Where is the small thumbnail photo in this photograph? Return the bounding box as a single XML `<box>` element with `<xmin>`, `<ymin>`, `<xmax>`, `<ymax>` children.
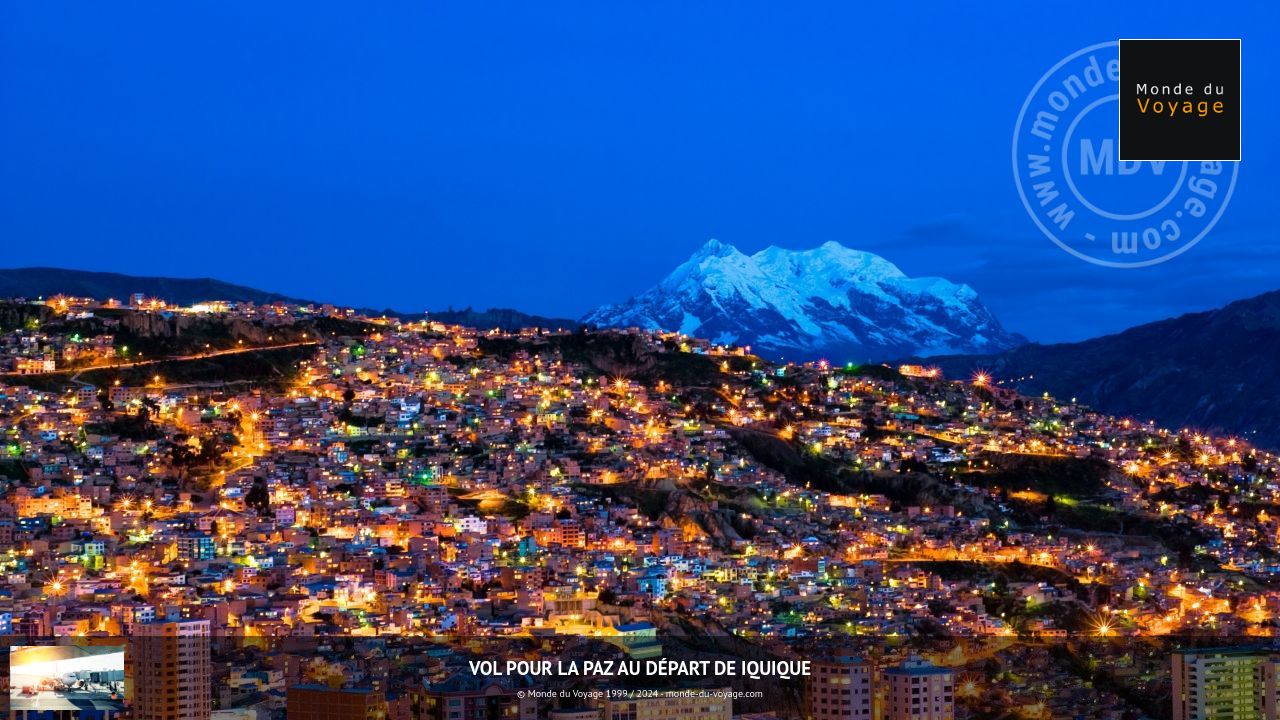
<box><xmin>8</xmin><ymin>644</ymin><xmax>126</xmax><ymax>720</ymax></box>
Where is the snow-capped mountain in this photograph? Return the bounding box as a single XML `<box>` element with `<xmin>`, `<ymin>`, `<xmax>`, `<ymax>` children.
<box><xmin>582</xmin><ymin>239</ymin><xmax>1025</xmax><ymax>361</ymax></box>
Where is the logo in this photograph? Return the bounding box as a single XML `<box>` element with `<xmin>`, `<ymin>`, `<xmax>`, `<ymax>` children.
<box><xmin>1119</xmin><ymin>39</ymin><xmax>1240</xmax><ymax>161</ymax></box>
<box><xmin>1012</xmin><ymin>41</ymin><xmax>1238</xmax><ymax>268</ymax></box>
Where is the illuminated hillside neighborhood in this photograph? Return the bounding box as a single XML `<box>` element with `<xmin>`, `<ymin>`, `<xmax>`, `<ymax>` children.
<box><xmin>2</xmin><ymin>294</ymin><xmax>1279</xmax><ymax>719</ymax></box>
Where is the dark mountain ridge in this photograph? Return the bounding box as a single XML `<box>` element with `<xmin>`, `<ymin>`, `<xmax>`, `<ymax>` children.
<box><xmin>924</xmin><ymin>289</ymin><xmax>1280</xmax><ymax>447</ymax></box>
<box><xmin>0</xmin><ymin>267</ymin><xmax>574</xmax><ymax>331</ymax></box>
<box><xmin>0</xmin><ymin>267</ymin><xmax>297</xmax><ymax>306</ymax></box>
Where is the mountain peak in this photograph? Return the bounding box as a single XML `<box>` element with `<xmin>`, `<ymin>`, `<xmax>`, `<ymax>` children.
<box><xmin>691</xmin><ymin>238</ymin><xmax>736</xmax><ymax>260</ymax></box>
<box><xmin>584</xmin><ymin>240</ymin><xmax>1025</xmax><ymax>362</ymax></box>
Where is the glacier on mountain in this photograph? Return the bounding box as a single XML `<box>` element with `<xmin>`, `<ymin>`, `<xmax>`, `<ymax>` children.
<box><xmin>582</xmin><ymin>239</ymin><xmax>1025</xmax><ymax>362</ymax></box>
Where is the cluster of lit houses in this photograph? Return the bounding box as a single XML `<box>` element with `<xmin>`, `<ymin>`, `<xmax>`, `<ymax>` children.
<box><xmin>3</xmin><ymin>295</ymin><xmax>1280</xmax><ymax>720</ymax></box>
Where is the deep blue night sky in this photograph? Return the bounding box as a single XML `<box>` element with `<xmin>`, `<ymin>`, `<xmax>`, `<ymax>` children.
<box><xmin>1</xmin><ymin>1</ymin><xmax>1276</xmax><ymax>343</ymax></box>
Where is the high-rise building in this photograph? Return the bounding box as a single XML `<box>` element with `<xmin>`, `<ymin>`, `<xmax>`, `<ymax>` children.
<box><xmin>1260</xmin><ymin>657</ymin><xmax>1280</xmax><ymax>720</ymax></box>
<box><xmin>596</xmin><ymin>688</ymin><xmax>732</xmax><ymax>720</ymax></box>
<box><xmin>807</xmin><ymin>655</ymin><xmax>873</xmax><ymax>720</ymax></box>
<box><xmin>127</xmin><ymin>619</ymin><xmax>212</xmax><ymax>720</ymax></box>
<box><xmin>883</xmin><ymin>656</ymin><xmax>954</xmax><ymax>720</ymax></box>
<box><xmin>1173</xmin><ymin>648</ymin><xmax>1270</xmax><ymax>720</ymax></box>
<box><xmin>287</xmin><ymin>685</ymin><xmax>386</xmax><ymax>720</ymax></box>
<box><xmin>548</xmin><ymin>709</ymin><xmax>603</xmax><ymax>720</ymax></box>
<box><xmin>413</xmin><ymin>677</ymin><xmax>535</xmax><ymax>720</ymax></box>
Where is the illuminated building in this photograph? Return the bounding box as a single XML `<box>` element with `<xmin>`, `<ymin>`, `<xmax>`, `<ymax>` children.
<box><xmin>807</xmin><ymin>655</ymin><xmax>872</xmax><ymax>720</ymax></box>
<box><xmin>897</xmin><ymin>365</ymin><xmax>940</xmax><ymax>379</ymax></box>
<box><xmin>596</xmin><ymin>688</ymin><xmax>731</xmax><ymax>720</ymax></box>
<box><xmin>176</xmin><ymin>534</ymin><xmax>217</xmax><ymax>562</ymax></box>
<box><xmin>1261</xmin><ymin>658</ymin><xmax>1280</xmax><ymax>720</ymax></box>
<box><xmin>549</xmin><ymin>710</ymin><xmax>602</xmax><ymax>720</ymax></box>
<box><xmin>287</xmin><ymin>685</ymin><xmax>386</xmax><ymax>720</ymax></box>
<box><xmin>127</xmin><ymin>619</ymin><xmax>212</xmax><ymax>720</ymax></box>
<box><xmin>414</xmin><ymin>678</ymin><xmax>535</xmax><ymax>720</ymax></box>
<box><xmin>1172</xmin><ymin>648</ymin><xmax>1268</xmax><ymax>720</ymax></box>
<box><xmin>883</xmin><ymin>657</ymin><xmax>953</xmax><ymax>720</ymax></box>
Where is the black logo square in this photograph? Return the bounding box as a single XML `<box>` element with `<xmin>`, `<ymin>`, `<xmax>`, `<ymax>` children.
<box><xmin>1119</xmin><ymin>39</ymin><xmax>1240</xmax><ymax>161</ymax></box>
